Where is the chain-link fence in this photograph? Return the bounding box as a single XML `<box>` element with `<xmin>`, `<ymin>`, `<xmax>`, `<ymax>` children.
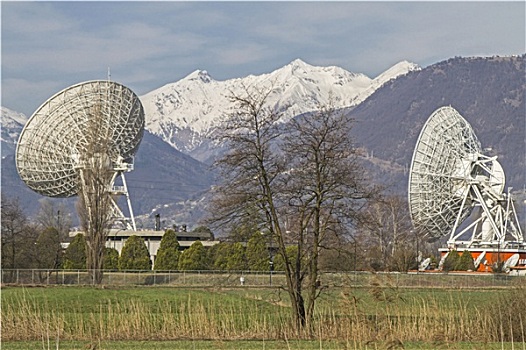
<box><xmin>0</xmin><ymin>269</ymin><xmax>281</xmax><ymax>287</ymax></box>
<box><xmin>2</xmin><ymin>269</ymin><xmax>524</xmax><ymax>288</ymax></box>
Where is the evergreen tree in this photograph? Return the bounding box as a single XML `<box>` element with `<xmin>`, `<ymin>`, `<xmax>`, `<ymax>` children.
<box><xmin>154</xmin><ymin>229</ymin><xmax>180</xmax><ymax>270</ymax></box>
<box><xmin>103</xmin><ymin>247</ymin><xmax>119</xmax><ymax>270</ymax></box>
<box><xmin>246</xmin><ymin>232</ymin><xmax>269</xmax><ymax>271</ymax></box>
<box><xmin>210</xmin><ymin>242</ymin><xmax>232</xmax><ymax>270</ymax></box>
<box><xmin>457</xmin><ymin>250</ymin><xmax>476</xmax><ymax>271</ymax></box>
<box><xmin>35</xmin><ymin>227</ymin><xmax>63</xmax><ymax>269</ymax></box>
<box><xmin>273</xmin><ymin>246</ymin><xmax>299</xmax><ymax>271</ymax></box>
<box><xmin>178</xmin><ymin>241</ymin><xmax>207</xmax><ymax>270</ymax></box>
<box><xmin>118</xmin><ymin>235</ymin><xmax>152</xmax><ymax>270</ymax></box>
<box><xmin>63</xmin><ymin>233</ymin><xmax>87</xmax><ymax>269</ymax></box>
<box><xmin>226</xmin><ymin>242</ymin><xmax>247</xmax><ymax>270</ymax></box>
<box><xmin>442</xmin><ymin>250</ymin><xmax>461</xmax><ymax>271</ymax></box>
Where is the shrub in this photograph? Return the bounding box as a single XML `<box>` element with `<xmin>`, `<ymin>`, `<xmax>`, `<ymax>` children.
<box><xmin>273</xmin><ymin>245</ymin><xmax>299</xmax><ymax>271</ymax></box>
<box><xmin>226</xmin><ymin>242</ymin><xmax>247</xmax><ymax>270</ymax></box>
<box><xmin>442</xmin><ymin>250</ymin><xmax>460</xmax><ymax>271</ymax></box>
<box><xmin>35</xmin><ymin>227</ymin><xmax>63</xmax><ymax>269</ymax></box>
<box><xmin>209</xmin><ymin>242</ymin><xmax>232</xmax><ymax>270</ymax></box>
<box><xmin>457</xmin><ymin>250</ymin><xmax>475</xmax><ymax>271</ymax></box>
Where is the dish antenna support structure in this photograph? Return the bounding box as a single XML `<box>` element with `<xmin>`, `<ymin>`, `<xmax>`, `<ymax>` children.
<box><xmin>16</xmin><ymin>80</ymin><xmax>144</xmax><ymax>231</ymax></box>
<box><xmin>408</xmin><ymin>106</ymin><xmax>523</xmax><ymax>251</ymax></box>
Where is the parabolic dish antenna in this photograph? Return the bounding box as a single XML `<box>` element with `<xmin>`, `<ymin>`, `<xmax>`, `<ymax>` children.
<box><xmin>16</xmin><ymin>80</ymin><xmax>144</xmax><ymax>229</ymax></box>
<box><xmin>504</xmin><ymin>254</ymin><xmax>520</xmax><ymax>270</ymax></box>
<box><xmin>408</xmin><ymin>106</ymin><xmax>523</xmax><ymax>247</ymax></box>
<box><xmin>473</xmin><ymin>251</ymin><xmax>486</xmax><ymax>269</ymax></box>
<box><xmin>419</xmin><ymin>257</ymin><xmax>431</xmax><ymax>271</ymax></box>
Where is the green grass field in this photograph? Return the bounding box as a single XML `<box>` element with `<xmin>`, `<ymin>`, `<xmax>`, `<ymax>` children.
<box><xmin>1</xmin><ymin>283</ymin><xmax>524</xmax><ymax>349</ymax></box>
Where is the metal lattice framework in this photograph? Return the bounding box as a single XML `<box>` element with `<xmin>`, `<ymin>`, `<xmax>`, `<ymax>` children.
<box><xmin>408</xmin><ymin>106</ymin><xmax>523</xmax><ymax>245</ymax></box>
<box><xmin>16</xmin><ymin>80</ymin><xmax>144</xmax><ymax>229</ymax></box>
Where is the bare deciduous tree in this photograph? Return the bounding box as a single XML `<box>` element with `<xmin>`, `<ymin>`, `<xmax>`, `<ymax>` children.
<box><xmin>356</xmin><ymin>194</ymin><xmax>415</xmax><ymax>271</ymax></box>
<box><xmin>210</xmin><ymin>86</ymin><xmax>373</xmax><ymax>334</ymax></box>
<box><xmin>281</xmin><ymin>103</ymin><xmax>374</xmax><ymax>330</ymax></box>
<box><xmin>36</xmin><ymin>198</ymin><xmax>72</xmax><ymax>240</ymax></box>
<box><xmin>76</xmin><ymin>104</ymin><xmax>115</xmax><ymax>284</ymax></box>
<box><xmin>1</xmin><ymin>196</ymin><xmax>39</xmax><ymax>279</ymax></box>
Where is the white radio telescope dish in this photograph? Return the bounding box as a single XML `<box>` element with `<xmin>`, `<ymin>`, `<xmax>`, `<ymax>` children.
<box><xmin>16</xmin><ymin>80</ymin><xmax>144</xmax><ymax>229</ymax></box>
<box><xmin>408</xmin><ymin>106</ymin><xmax>523</xmax><ymax>247</ymax></box>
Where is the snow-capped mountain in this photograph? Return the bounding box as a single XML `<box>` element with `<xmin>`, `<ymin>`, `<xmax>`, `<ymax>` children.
<box><xmin>140</xmin><ymin>59</ymin><xmax>419</xmax><ymax>157</ymax></box>
<box><xmin>1</xmin><ymin>107</ymin><xmax>28</xmax><ymax>158</ymax></box>
<box><xmin>352</xmin><ymin>60</ymin><xmax>420</xmax><ymax>105</ymax></box>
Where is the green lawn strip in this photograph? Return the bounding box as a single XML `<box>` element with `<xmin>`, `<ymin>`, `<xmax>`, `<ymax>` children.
<box><xmin>218</xmin><ymin>285</ymin><xmax>501</xmax><ymax>316</ymax></box>
<box><xmin>0</xmin><ymin>340</ymin><xmax>513</xmax><ymax>350</ymax></box>
<box><xmin>1</xmin><ymin>286</ymin><xmax>291</xmax><ymax>341</ymax></box>
<box><xmin>1</xmin><ymin>285</ymin><xmax>507</xmax><ymax>327</ymax></box>
<box><xmin>1</xmin><ymin>285</ymin><xmax>286</xmax><ymax>314</ymax></box>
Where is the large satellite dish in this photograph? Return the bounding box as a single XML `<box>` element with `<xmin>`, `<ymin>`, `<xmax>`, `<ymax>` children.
<box><xmin>16</xmin><ymin>80</ymin><xmax>144</xmax><ymax>230</ymax></box>
<box><xmin>408</xmin><ymin>106</ymin><xmax>523</xmax><ymax>247</ymax></box>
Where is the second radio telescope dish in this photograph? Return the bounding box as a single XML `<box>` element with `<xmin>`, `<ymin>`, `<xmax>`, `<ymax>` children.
<box><xmin>408</xmin><ymin>106</ymin><xmax>522</xmax><ymax>246</ymax></box>
<box><xmin>408</xmin><ymin>106</ymin><xmax>482</xmax><ymax>240</ymax></box>
<box><xmin>16</xmin><ymin>80</ymin><xmax>144</xmax><ymax>197</ymax></box>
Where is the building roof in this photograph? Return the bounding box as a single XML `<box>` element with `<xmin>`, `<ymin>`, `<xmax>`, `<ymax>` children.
<box><xmin>70</xmin><ymin>229</ymin><xmax>213</xmax><ymax>240</ymax></box>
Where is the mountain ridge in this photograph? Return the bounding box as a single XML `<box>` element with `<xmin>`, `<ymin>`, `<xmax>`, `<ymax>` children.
<box><xmin>140</xmin><ymin>58</ymin><xmax>419</xmax><ymax>157</ymax></box>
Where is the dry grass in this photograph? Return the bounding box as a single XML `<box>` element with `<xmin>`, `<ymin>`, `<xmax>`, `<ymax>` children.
<box><xmin>2</xmin><ymin>284</ymin><xmax>525</xmax><ymax>347</ymax></box>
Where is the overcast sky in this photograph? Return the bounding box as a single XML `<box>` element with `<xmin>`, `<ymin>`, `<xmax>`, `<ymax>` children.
<box><xmin>2</xmin><ymin>1</ymin><xmax>525</xmax><ymax>117</ymax></box>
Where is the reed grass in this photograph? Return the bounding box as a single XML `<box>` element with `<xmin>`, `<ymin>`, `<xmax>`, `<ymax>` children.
<box><xmin>2</xmin><ymin>285</ymin><xmax>525</xmax><ymax>347</ymax></box>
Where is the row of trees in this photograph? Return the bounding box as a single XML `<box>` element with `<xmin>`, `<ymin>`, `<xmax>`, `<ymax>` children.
<box><xmin>1</xmin><ymin>194</ymin><xmax>424</xmax><ymax>274</ymax></box>
<box><xmin>64</xmin><ymin>234</ymin><xmax>151</xmax><ymax>270</ymax></box>
<box><xmin>442</xmin><ymin>250</ymin><xmax>476</xmax><ymax>272</ymax></box>
<box><xmin>0</xmin><ymin>196</ymin><xmax>505</xmax><ymax>275</ymax></box>
<box><xmin>64</xmin><ymin>230</ymin><xmax>300</xmax><ymax>272</ymax></box>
